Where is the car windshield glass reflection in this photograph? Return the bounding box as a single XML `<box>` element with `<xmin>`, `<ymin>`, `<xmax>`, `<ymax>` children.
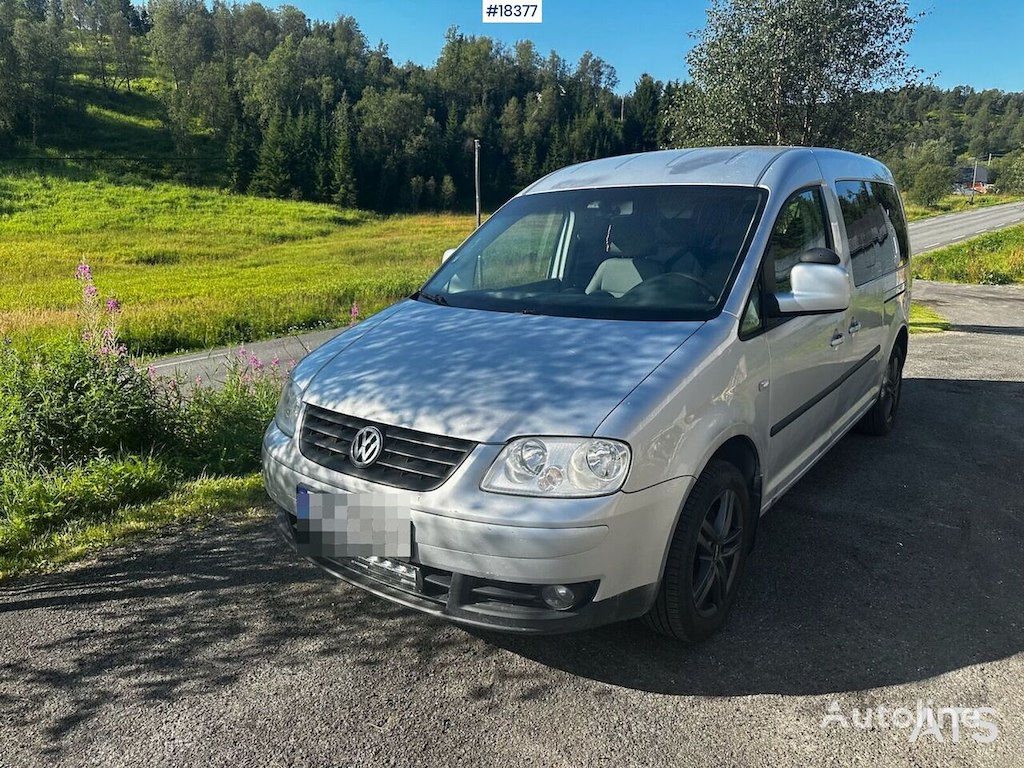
<box><xmin>420</xmin><ymin>185</ymin><xmax>766</xmax><ymax>321</ymax></box>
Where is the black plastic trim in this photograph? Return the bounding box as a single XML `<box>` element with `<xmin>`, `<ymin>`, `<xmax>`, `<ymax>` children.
<box><xmin>770</xmin><ymin>345</ymin><xmax>881</xmax><ymax>437</ymax></box>
<box><xmin>275</xmin><ymin>508</ymin><xmax>656</xmax><ymax>634</ymax></box>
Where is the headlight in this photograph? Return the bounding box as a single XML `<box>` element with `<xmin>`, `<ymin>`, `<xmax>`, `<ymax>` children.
<box><xmin>481</xmin><ymin>437</ymin><xmax>631</xmax><ymax>497</ymax></box>
<box><xmin>274</xmin><ymin>378</ymin><xmax>303</xmax><ymax>437</ymax></box>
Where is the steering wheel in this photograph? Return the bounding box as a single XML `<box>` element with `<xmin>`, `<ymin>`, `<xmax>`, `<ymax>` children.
<box><xmin>623</xmin><ymin>272</ymin><xmax>718</xmax><ymax>305</ymax></box>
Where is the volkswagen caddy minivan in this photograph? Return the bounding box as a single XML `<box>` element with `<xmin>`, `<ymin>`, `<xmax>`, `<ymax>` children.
<box><xmin>263</xmin><ymin>147</ymin><xmax>911</xmax><ymax>641</ymax></box>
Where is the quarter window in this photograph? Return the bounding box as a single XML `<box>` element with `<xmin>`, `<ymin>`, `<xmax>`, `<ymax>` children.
<box><xmin>767</xmin><ymin>188</ymin><xmax>830</xmax><ymax>294</ymax></box>
<box><xmin>836</xmin><ymin>181</ymin><xmax>907</xmax><ymax>285</ymax></box>
<box><xmin>872</xmin><ymin>182</ymin><xmax>910</xmax><ymax>265</ymax></box>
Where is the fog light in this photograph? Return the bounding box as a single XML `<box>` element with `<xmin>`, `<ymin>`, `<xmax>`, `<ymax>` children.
<box><xmin>540</xmin><ymin>584</ymin><xmax>577</xmax><ymax>611</ymax></box>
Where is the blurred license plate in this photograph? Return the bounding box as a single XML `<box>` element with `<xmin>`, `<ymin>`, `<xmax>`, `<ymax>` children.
<box><xmin>295</xmin><ymin>487</ymin><xmax>412</xmax><ymax>559</ymax></box>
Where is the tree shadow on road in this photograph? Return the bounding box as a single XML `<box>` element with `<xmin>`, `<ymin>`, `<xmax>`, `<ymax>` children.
<box><xmin>481</xmin><ymin>377</ymin><xmax>1024</xmax><ymax>695</ymax></box>
<box><xmin>0</xmin><ymin>517</ymin><xmax>476</xmax><ymax>753</ymax></box>
<box><xmin>1</xmin><ymin>377</ymin><xmax>1022</xmax><ymax>753</ymax></box>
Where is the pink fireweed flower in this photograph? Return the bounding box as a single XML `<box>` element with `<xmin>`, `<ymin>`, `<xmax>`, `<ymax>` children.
<box><xmin>350</xmin><ymin>302</ymin><xmax>360</xmax><ymax>321</ymax></box>
<box><xmin>195</xmin><ymin>376</ymin><xmax>203</xmax><ymax>387</ymax></box>
<box><xmin>84</xmin><ymin>284</ymin><xmax>99</xmax><ymax>299</ymax></box>
<box><xmin>101</xmin><ymin>327</ymin><xmax>114</xmax><ymax>340</ymax></box>
<box><xmin>250</xmin><ymin>354</ymin><xmax>264</xmax><ymax>372</ymax></box>
<box><xmin>75</xmin><ymin>262</ymin><xmax>92</xmax><ymax>281</ymax></box>
<box><xmin>106</xmin><ymin>297</ymin><xmax>121</xmax><ymax>314</ymax></box>
<box><xmin>147</xmin><ymin>365</ymin><xmax>157</xmax><ymax>380</ymax></box>
<box><xmin>270</xmin><ymin>356</ymin><xmax>280</xmax><ymax>368</ymax></box>
<box><xmin>238</xmin><ymin>346</ymin><xmax>247</xmax><ymax>359</ymax></box>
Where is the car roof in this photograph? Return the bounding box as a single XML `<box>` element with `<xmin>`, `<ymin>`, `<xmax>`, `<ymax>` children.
<box><xmin>519</xmin><ymin>146</ymin><xmax>893</xmax><ymax>195</ymax></box>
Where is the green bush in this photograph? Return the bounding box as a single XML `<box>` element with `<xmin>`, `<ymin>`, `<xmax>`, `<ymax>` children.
<box><xmin>0</xmin><ymin>340</ymin><xmax>174</xmax><ymax>469</ymax></box>
<box><xmin>0</xmin><ymin>261</ymin><xmax>287</xmax><ymax>572</ymax></box>
<box><xmin>171</xmin><ymin>353</ymin><xmax>282</xmax><ymax>476</ymax></box>
<box><xmin>908</xmin><ymin>164</ymin><xmax>955</xmax><ymax>207</ymax></box>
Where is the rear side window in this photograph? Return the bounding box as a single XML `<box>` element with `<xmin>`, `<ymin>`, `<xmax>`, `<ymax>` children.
<box><xmin>836</xmin><ymin>181</ymin><xmax>907</xmax><ymax>286</ymax></box>
<box><xmin>872</xmin><ymin>182</ymin><xmax>910</xmax><ymax>265</ymax></box>
<box><xmin>766</xmin><ymin>187</ymin><xmax>830</xmax><ymax>293</ymax></box>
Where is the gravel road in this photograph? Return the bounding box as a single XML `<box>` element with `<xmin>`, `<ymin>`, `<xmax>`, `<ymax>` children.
<box><xmin>1</xmin><ymin>280</ymin><xmax>1022</xmax><ymax>767</ymax></box>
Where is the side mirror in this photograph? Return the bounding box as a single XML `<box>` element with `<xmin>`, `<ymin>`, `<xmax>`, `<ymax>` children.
<box><xmin>768</xmin><ymin>249</ymin><xmax>850</xmax><ymax>316</ymax></box>
<box><xmin>442</xmin><ymin>248</ymin><xmax>457</xmax><ymax>264</ymax></box>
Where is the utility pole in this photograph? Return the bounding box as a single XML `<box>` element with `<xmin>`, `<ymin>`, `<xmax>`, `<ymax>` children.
<box><xmin>620</xmin><ymin>96</ymin><xmax>625</xmax><ymax>123</ymax></box>
<box><xmin>972</xmin><ymin>158</ymin><xmax>979</xmax><ymax>189</ymax></box>
<box><xmin>474</xmin><ymin>139</ymin><xmax>481</xmax><ymax>228</ymax></box>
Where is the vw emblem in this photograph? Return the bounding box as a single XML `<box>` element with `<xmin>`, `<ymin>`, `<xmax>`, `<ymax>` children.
<box><xmin>350</xmin><ymin>425</ymin><xmax>384</xmax><ymax>468</ymax></box>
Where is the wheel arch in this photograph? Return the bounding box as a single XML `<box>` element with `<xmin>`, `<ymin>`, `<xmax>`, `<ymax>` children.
<box><xmin>894</xmin><ymin>323</ymin><xmax>909</xmax><ymax>359</ymax></box>
<box><xmin>657</xmin><ymin>431</ymin><xmax>764</xmax><ymax>586</ymax></box>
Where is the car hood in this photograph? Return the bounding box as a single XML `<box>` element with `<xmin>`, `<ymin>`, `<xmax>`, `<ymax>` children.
<box><xmin>301</xmin><ymin>299</ymin><xmax>702</xmax><ymax>444</ymax></box>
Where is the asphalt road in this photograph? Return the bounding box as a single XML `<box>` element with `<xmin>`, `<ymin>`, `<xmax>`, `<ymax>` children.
<box><xmin>150</xmin><ymin>201</ymin><xmax>1024</xmax><ymax>387</ymax></box>
<box><xmin>1</xmin><ymin>281</ymin><xmax>1022</xmax><ymax>767</ymax></box>
<box><xmin>908</xmin><ymin>200</ymin><xmax>1024</xmax><ymax>254</ymax></box>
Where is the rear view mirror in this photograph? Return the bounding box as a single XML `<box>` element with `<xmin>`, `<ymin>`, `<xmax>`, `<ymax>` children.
<box><xmin>768</xmin><ymin>257</ymin><xmax>851</xmax><ymax>316</ymax></box>
<box><xmin>442</xmin><ymin>248</ymin><xmax>457</xmax><ymax>264</ymax></box>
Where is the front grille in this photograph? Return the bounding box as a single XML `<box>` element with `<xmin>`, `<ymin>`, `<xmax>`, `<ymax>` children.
<box><xmin>299</xmin><ymin>404</ymin><xmax>475</xmax><ymax>491</ymax></box>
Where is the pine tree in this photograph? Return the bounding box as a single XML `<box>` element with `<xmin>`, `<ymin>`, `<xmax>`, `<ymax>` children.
<box><xmin>226</xmin><ymin>118</ymin><xmax>256</xmax><ymax>193</ymax></box>
<box><xmin>249</xmin><ymin>109</ymin><xmax>290</xmax><ymax>198</ymax></box>
<box><xmin>332</xmin><ymin>93</ymin><xmax>357</xmax><ymax>208</ymax></box>
<box><xmin>314</xmin><ymin>112</ymin><xmax>334</xmax><ymax>202</ymax></box>
<box><xmin>289</xmin><ymin>107</ymin><xmax>317</xmax><ymax>200</ymax></box>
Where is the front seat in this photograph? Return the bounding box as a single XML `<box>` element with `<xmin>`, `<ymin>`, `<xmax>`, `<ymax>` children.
<box><xmin>585</xmin><ymin>217</ymin><xmax>661</xmax><ymax>298</ymax></box>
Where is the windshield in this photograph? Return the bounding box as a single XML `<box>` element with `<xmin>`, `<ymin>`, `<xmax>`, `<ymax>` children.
<box><xmin>420</xmin><ymin>185</ymin><xmax>766</xmax><ymax>321</ymax></box>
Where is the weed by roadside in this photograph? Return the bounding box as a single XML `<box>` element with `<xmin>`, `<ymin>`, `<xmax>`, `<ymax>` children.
<box><xmin>0</xmin><ymin>262</ymin><xmax>287</xmax><ymax>578</ymax></box>
<box><xmin>913</xmin><ymin>224</ymin><xmax>1024</xmax><ymax>285</ymax></box>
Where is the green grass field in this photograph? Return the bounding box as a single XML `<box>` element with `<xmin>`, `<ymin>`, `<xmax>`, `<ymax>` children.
<box><xmin>913</xmin><ymin>223</ymin><xmax>1024</xmax><ymax>285</ymax></box>
<box><xmin>0</xmin><ymin>172</ymin><xmax>476</xmax><ymax>354</ymax></box>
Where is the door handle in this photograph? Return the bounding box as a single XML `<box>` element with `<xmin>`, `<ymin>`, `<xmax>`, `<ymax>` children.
<box><xmin>830</xmin><ymin>333</ymin><xmax>845</xmax><ymax>348</ymax></box>
<box><xmin>848</xmin><ymin>320</ymin><xmax>862</xmax><ymax>334</ymax></box>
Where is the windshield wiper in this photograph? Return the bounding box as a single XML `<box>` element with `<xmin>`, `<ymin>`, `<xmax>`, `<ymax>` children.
<box><xmin>414</xmin><ymin>290</ymin><xmax>449</xmax><ymax>306</ymax></box>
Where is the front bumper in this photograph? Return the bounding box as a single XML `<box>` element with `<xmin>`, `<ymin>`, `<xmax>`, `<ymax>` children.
<box><xmin>263</xmin><ymin>422</ymin><xmax>693</xmax><ymax>634</ymax></box>
<box><xmin>275</xmin><ymin>507</ymin><xmax>657</xmax><ymax>634</ymax></box>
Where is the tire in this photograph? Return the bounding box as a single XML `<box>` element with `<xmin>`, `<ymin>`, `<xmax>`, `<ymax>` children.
<box><xmin>856</xmin><ymin>343</ymin><xmax>905</xmax><ymax>436</ymax></box>
<box><xmin>642</xmin><ymin>459</ymin><xmax>753</xmax><ymax>642</ymax></box>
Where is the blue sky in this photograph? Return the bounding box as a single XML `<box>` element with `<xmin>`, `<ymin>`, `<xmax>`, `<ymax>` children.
<box><xmin>292</xmin><ymin>1</ymin><xmax>1023</xmax><ymax>94</ymax></box>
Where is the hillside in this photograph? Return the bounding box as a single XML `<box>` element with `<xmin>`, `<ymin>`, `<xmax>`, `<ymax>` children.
<box><xmin>0</xmin><ymin>172</ymin><xmax>475</xmax><ymax>354</ymax></box>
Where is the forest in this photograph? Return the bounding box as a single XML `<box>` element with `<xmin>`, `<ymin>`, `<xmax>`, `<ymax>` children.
<box><xmin>2</xmin><ymin>0</ymin><xmax>1024</xmax><ymax>211</ymax></box>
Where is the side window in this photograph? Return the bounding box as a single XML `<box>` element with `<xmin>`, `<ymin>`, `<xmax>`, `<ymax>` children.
<box><xmin>470</xmin><ymin>211</ymin><xmax>564</xmax><ymax>290</ymax></box>
<box><xmin>767</xmin><ymin>188</ymin><xmax>829</xmax><ymax>293</ymax></box>
<box><xmin>836</xmin><ymin>181</ymin><xmax>903</xmax><ymax>285</ymax></box>
<box><xmin>872</xmin><ymin>182</ymin><xmax>910</xmax><ymax>265</ymax></box>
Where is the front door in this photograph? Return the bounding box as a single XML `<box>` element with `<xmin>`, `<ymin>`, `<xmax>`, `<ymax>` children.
<box><xmin>760</xmin><ymin>187</ymin><xmax>850</xmax><ymax>500</ymax></box>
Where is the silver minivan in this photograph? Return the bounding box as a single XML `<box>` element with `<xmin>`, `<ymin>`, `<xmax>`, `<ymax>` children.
<box><xmin>263</xmin><ymin>147</ymin><xmax>911</xmax><ymax>641</ymax></box>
